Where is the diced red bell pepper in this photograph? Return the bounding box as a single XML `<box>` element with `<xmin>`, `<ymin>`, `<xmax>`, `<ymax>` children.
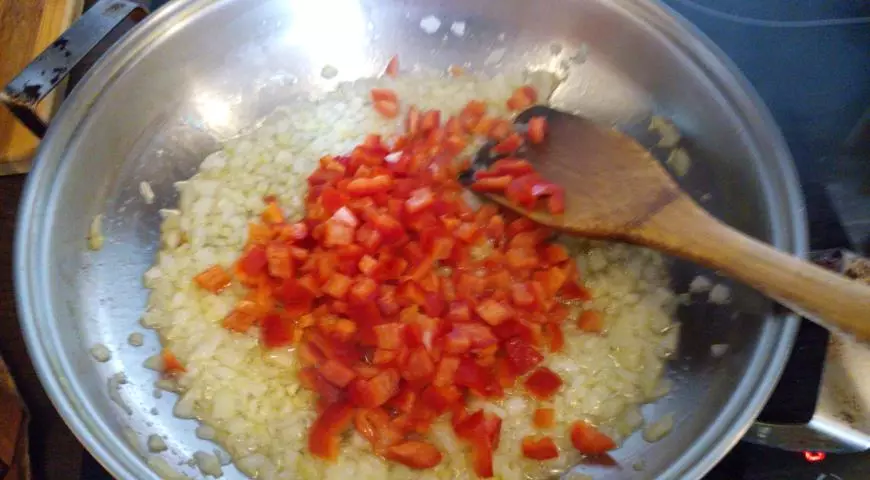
<box><xmin>452</xmin><ymin>323</ymin><xmax>498</xmax><ymax>349</ymax></box>
<box><xmin>346</xmin><ymin>175</ymin><xmax>393</xmax><ymax>197</ymax></box>
<box><xmin>330</xmin><ymin>206</ymin><xmax>359</xmax><ymax>227</ymax></box>
<box><xmin>384</xmin><ymin>55</ymin><xmax>399</xmax><ymax>78</ymax></box>
<box><xmin>364</xmin><ymin>208</ymin><xmax>404</xmax><ymax>243</ymax></box>
<box><xmin>405</xmin><ymin>105</ymin><xmax>422</xmax><ymax>135</ymax></box>
<box><xmin>238</xmin><ymin>245</ymin><xmax>269</xmax><ymax>276</ymax></box>
<box><xmin>453</xmin><ymin>409</ymin><xmax>497</xmax><ymax>442</ymax></box>
<box><xmin>222</xmin><ymin>302</ymin><xmax>260</xmax><ymax>333</ymax></box>
<box><xmin>421</xmin><ymin>292</ymin><xmax>444</xmax><ymax>317</ymax></box>
<box><xmin>308</xmin><ymin>401</ymin><xmax>355</xmax><ymax>460</ymax></box>
<box><xmin>459</xmin><ymin>101</ymin><xmax>486</xmax><ymax>131</ymax></box>
<box><xmin>402</xmin><ymin>347</ymin><xmax>436</xmax><ymax>384</ymax></box>
<box><xmin>470</xmin><ymin>436</ymin><xmax>494</xmax><ymax>478</ymax></box>
<box><xmin>421</xmin><ymin>384</ymin><xmax>462</xmax><ymax>413</ymax></box>
<box><xmin>355</xmin><ymin>407</ymin><xmax>401</xmax><ymax>451</ymax></box>
<box><xmin>358</xmin><ymin>254</ymin><xmax>379</xmax><ymax>276</ymax></box>
<box><xmin>161</xmin><ymin>349</ymin><xmax>185</xmax><ymax>375</ymax></box>
<box><xmin>308</xmin><ymin>168</ymin><xmax>343</xmax><ymax>186</ymax></box>
<box><xmin>374</xmin><ymin>323</ymin><xmax>406</xmax><ymax>350</ymax></box>
<box><xmin>348</xmin><ymin>368</ymin><xmax>400</xmax><ymax>408</ymax></box>
<box><xmin>561</xmin><ymin>280</ymin><xmax>592</xmax><ymax>301</ymax></box>
<box><xmin>471</xmin><ymin>176</ymin><xmax>512</xmax><ymax>193</ymax></box>
<box><xmin>284</xmin><ymin>222</ymin><xmax>310</xmax><ymax>242</ymax></box>
<box><xmin>542</xmin><ymin>244</ymin><xmax>569</xmax><ymax>264</ymax></box>
<box><xmin>261</xmin><ymin>314</ymin><xmax>294</xmax><ymax>349</ymax></box>
<box><xmin>385</xmin><ymin>441</ymin><xmax>443</xmax><ymax>469</ymax></box>
<box><xmin>321</xmin><ymin>187</ymin><xmax>349</xmax><ymax>214</ymax></box>
<box><xmin>524</xmin><ymin>367</ymin><xmax>563</xmax><ymax>399</ymax></box>
<box><xmin>543</xmin><ymin>266</ymin><xmax>569</xmax><ymax>297</ymax></box>
<box><xmin>504</xmin><ymin>174</ymin><xmax>539</xmax><ymax>208</ymax></box>
<box><xmin>355</xmin><ymin>364</ymin><xmax>381</xmax><ymax>379</ymax></box>
<box><xmin>261</xmin><ymin>202</ymin><xmax>285</xmax><ymax>224</ymax></box>
<box><xmin>405</xmin><ymin>187</ymin><xmax>434</xmax><ymax>214</ymax></box>
<box><xmin>455</xmin><ymin>361</ymin><xmax>502</xmax><ymax>399</ymax></box>
<box><xmin>454</xmin><ymin>410</ymin><xmax>501</xmax><ymax>477</ymax></box>
<box><xmin>475</xmin><ymin>299</ymin><xmax>514</xmax><ymax>326</ymax></box>
<box><xmin>370</xmin><ymin>88</ymin><xmax>398</xmax><ymax>103</ymax></box>
<box><xmin>396</xmin><ymin>281</ymin><xmax>427</xmax><ymax>307</ymax></box>
<box><xmin>265</xmin><ymin>243</ymin><xmax>294</xmax><ymax>279</ymax></box>
<box><xmin>533</xmin><ymin>408</ymin><xmax>555</xmax><ymax>428</ymax></box>
<box><xmin>369</xmin><ymin>281</ymin><xmax>397</xmax><ymax>312</ymax></box>
<box><xmin>274</xmin><ymin>279</ymin><xmax>315</xmax><ymax>316</ymax></box>
<box><xmin>506</xmin><ymin>217</ymin><xmax>535</xmax><ymax>236</ymax></box>
<box><xmin>445</xmin><ymin>301</ymin><xmax>472</xmax><ymax>323</ymax></box>
<box><xmin>454</xmin><ymin>358</ymin><xmax>487</xmax><ymax>388</ymax></box>
<box><xmin>322</xmin><ymin>273</ymin><xmax>352</xmax><ymax>299</ymax></box>
<box><xmin>510</xmin><ymin>283</ymin><xmax>536</xmax><ymax>308</ymax></box>
<box><xmin>503</xmin><ymin>337</ymin><xmax>544</xmax><ymax>375</ymax></box>
<box><xmin>194</xmin><ymin>265</ymin><xmax>232</xmax><ymax>293</ymax></box>
<box><xmin>522</xmin><ymin>435</ymin><xmax>559</xmax><ymax>460</ymax></box>
<box><xmin>433</xmin><ymin>356</ymin><xmax>460</xmax><ymax>387</ymax></box>
<box><xmin>306</xmin><ymin>330</ymin><xmax>361</xmax><ymax>366</ymax></box>
<box><xmin>491</xmin><ymin>320</ymin><xmax>538</xmax><ymax>345</ymax></box>
<box><xmin>443</xmin><ymin>329</ymin><xmax>472</xmax><ymax>354</ymax></box>
<box><xmin>349</xmin><ymin>277</ymin><xmax>378</xmax><ymax>304</ymax></box>
<box><xmin>372</xmin><ymin>348</ymin><xmax>398</xmax><ymax>365</ymax></box>
<box><xmin>526</xmin><ymin>116</ymin><xmax>548</xmax><ymax>144</ymax></box>
<box><xmin>507</xmin><ymin>85</ymin><xmax>537</xmax><ymax>111</ymax></box>
<box><xmin>299</xmin><ymin>367</ymin><xmax>343</xmax><ymax>403</ymax></box>
<box><xmin>247</xmin><ymin>222</ymin><xmax>274</xmax><ymax>245</ymax></box>
<box><xmin>421</xmin><ymin>110</ymin><xmax>441</xmax><ymax>132</ymax></box>
<box><xmin>493</xmin><ymin>132</ymin><xmax>524</xmax><ymax>155</ymax></box>
<box><xmin>577</xmin><ymin>310</ymin><xmax>604</xmax><ymax>333</ymax></box>
<box><xmin>546</xmin><ymin>323</ymin><xmax>565</xmax><ymax>353</ymax></box>
<box><xmin>570</xmin><ymin>421</ymin><xmax>616</xmax><ymax>455</ymax></box>
<box><xmin>318</xmin><ymin>359</ymin><xmax>357</xmax><ymax>387</ymax></box>
<box><xmin>489</xmin><ymin>158</ymin><xmax>534</xmax><ymax>177</ymax></box>
<box><xmin>548</xmin><ymin>189</ymin><xmax>565</xmax><ymax>214</ymax></box>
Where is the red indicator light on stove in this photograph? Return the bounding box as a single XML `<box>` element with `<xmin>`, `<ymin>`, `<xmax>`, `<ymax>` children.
<box><xmin>803</xmin><ymin>451</ymin><xmax>826</xmax><ymax>463</ymax></box>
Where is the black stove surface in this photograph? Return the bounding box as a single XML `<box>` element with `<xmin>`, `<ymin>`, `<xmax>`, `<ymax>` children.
<box><xmin>665</xmin><ymin>1</ymin><xmax>870</xmax><ymax>477</ymax></box>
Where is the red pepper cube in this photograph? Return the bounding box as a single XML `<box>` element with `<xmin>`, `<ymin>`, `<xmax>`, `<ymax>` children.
<box><xmin>570</xmin><ymin>421</ymin><xmax>616</xmax><ymax>455</ymax></box>
<box><xmin>385</xmin><ymin>441</ymin><xmax>443</xmax><ymax>470</ymax></box>
<box><xmin>475</xmin><ymin>299</ymin><xmax>514</xmax><ymax>326</ymax></box>
<box><xmin>238</xmin><ymin>245</ymin><xmax>268</xmax><ymax>276</ymax></box>
<box><xmin>349</xmin><ymin>277</ymin><xmax>378</xmax><ymax>304</ymax></box>
<box><xmin>374</xmin><ymin>323</ymin><xmax>406</xmax><ymax>350</ymax></box>
<box><xmin>503</xmin><ymin>337</ymin><xmax>543</xmax><ymax>375</ymax></box>
<box><xmin>522</xmin><ymin>435</ymin><xmax>559</xmax><ymax>460</ymax></box>
<box><xmin>322</xmin><ymin>273</ymin><xmax>352</xmax><ymax>299</ymax></box>
<box><xmin>523</xmin><ymin>367</ymin><xmax>563</xmax><ymax>400</ymax></box>
<box><xmin>318</xmin><ymin>359</ymin><xmax>357</xmax><ymax>388</ymax></box>
<box><xmin>433</xmin><ymin>356</ymin><xmax>460</xmax><ymax>387</ymax></box>
<box><xmin>402</xmin><ymin>347</ymin><xmax>436</xmax><ymax>384</ymax></box>
<box><xmin>194</xmin><ymin>265</ymin><xmax>232</xmax><ymax>293</ymax></box>
<box><xmin>526</xmin><ymin>116</ymin><xmax>548</xmax><ymax>144</ymax></box>
<box><xmin>308</xmin><ymin>401</ymin><xmax>355</xmax><ymax>460</ymax></box>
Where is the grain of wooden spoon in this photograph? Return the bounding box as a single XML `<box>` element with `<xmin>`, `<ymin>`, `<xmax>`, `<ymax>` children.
<box><xmin>464</xmin><ymin>106</ymin><xmax>870</xmax><ymax>338</ymax></box>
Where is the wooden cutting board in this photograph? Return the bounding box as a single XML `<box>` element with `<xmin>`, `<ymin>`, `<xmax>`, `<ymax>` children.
<box><xmin>0</xmin><ymin>0</ymin><xmax>82</xmax><ymax>174</ymax></box>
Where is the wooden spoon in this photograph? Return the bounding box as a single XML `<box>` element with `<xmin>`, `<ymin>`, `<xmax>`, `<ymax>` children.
<box><xmin>466</xmin><ymin>106</ymin><xmax>870</xmax><ymax>338</ymax></box>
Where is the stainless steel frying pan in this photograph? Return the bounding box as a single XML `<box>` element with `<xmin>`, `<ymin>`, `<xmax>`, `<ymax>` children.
<box><xmin>9</xmin><ymin>0</ymin><xmax>813</xmax><ymax>477</ymax></box>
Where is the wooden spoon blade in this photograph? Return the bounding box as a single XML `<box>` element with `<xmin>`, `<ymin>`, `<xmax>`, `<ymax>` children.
<box><xmin>471</xmin><ymin>106</ymin><xmax>686</xmax><ymax>239</ymax></box>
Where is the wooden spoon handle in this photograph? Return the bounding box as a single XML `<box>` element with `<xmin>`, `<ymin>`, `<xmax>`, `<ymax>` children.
<box><xmin>639</xmin><ymin>197</ymin><xmax>870</xmax><ymax>339</ymax></box>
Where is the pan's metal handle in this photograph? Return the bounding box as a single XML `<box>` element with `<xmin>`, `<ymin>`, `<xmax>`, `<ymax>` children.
<box><xmin>0</xmin><ymin>0</ymin><xmax>148</xmax><ymax>139</ymax></box>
